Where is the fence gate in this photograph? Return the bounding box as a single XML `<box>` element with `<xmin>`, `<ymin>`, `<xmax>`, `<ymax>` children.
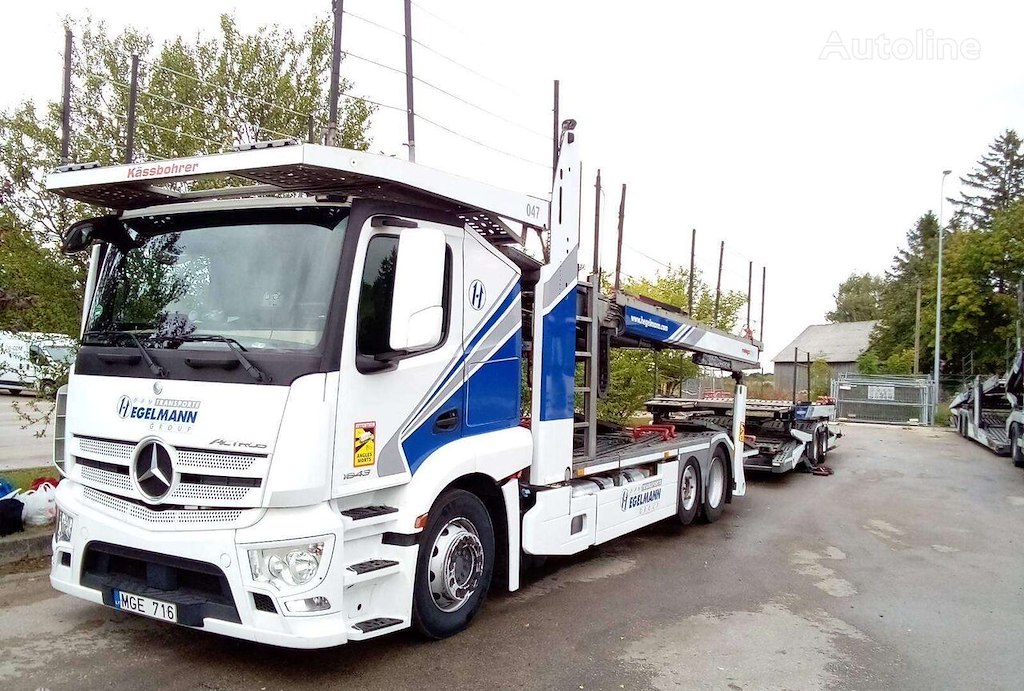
<box><xmin>830</xmin><ymin>374</ymin><xmax>933</xmax><ymax>425</ymax></box>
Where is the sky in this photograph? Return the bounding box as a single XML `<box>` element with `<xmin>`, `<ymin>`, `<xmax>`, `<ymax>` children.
<box><xmin>3</xmin><ymin>0</ymin><xmax>1023</xmax><ymax>369</ymax></box>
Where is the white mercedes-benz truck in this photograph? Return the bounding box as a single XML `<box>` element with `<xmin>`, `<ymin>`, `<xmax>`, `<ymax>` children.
<box><xmin>46</xmin><ymin>124</ymin><xmax>760</xmax><ymax>648</ymax></box>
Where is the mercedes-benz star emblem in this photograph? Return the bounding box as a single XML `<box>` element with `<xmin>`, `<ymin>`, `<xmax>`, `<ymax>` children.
<box><xmin>153</xmin><ymin>382</ymin><xmax>163</xmax><ymax>395</ymax></box>
<box><xmin>133</xmin><ymin>441</ymin><xmax>174</xmax><ymax>502</ymax></box>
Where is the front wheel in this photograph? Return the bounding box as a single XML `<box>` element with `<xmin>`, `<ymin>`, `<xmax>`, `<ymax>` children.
<box><xmin>412</xmin><ymin>489</ymin><xmax>495</xmax><ymax>640</ymax></box>
<box><xmin>701</xmin><ymin>448</ymin><xmax>728</xmax><ymax>523</ymax></box>
<box><xmin>1011</xmin><ymin>425</ymin><xmax>1024</xmax><ymax>468</ymax></box>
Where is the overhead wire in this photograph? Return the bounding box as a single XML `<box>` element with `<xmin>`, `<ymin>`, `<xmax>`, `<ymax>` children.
<box><xmin>414</xmin><ymin>113</ymin><xmax>548</xmax><ymax>169</ymax></box>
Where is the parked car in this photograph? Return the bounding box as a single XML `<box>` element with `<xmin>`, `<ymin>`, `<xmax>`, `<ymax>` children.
<box><xmin>0</xmin><ymin>331</ymin><xmax>76</xmax><ymax>396</ymax></box>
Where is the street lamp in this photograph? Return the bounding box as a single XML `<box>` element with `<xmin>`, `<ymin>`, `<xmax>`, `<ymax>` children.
<box><xmin>933</xmin><ymin>169</ymin><xmax>952</xmax><ymax>416</ymax></box>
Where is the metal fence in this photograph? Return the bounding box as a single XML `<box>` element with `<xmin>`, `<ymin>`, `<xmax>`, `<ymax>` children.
<box><xmin>830</xmin><ymin>373</ymin><xmax>934</xmax><ymax>425</ymax></box>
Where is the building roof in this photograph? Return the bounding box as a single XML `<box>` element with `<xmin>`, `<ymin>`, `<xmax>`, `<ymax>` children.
<box><xmin>773</xmin><ymin>320</ymin><xmax>878</xmax><ymax>363</ymax></box>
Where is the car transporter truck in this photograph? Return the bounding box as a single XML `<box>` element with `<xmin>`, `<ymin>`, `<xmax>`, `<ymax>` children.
<box><xmin>45</xmin><ymin>122</ymin><xmax>762</xmax><ymax>648</ymax></box>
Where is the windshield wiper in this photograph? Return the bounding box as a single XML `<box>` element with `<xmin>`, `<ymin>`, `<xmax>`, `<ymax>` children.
<box><xmin>169</xmin><ymin>334</ymin><xmax>269</xmax><ymax>383</ymax></box>
<box><xmin>84</xmin><ymin>330</ymin><xmax>168</xmax><ymax>378</ymax></box>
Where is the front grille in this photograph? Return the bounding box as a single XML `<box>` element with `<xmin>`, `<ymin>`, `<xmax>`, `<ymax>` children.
<box><xmin>83</xmin><ymin>486</ymin><xmax>245</xmax><ymax>529</ymax></box>
<box><xmin>73</xmin><ymin>436</ymin><xmax>268</xmax><ymax>509</ymax></box>
<box><xmin>82</xmin><ymin>541</ymin><xmax>240</xmax><ymax>626</ymax></box>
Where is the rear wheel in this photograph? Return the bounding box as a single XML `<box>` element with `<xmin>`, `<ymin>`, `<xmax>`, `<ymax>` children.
<box><xmin>412</xmin><ymin>489</ymin><xmax>495</xmax><ymax>640</ymax></box>
<box><xmin>37</xmin><ymin>379</ymin><xmax>57</xmax><ymax>398</ymax></box>
<box><xmin>701</xmin><ymin>448</ymin><xmax>728</xmax><ymax>523</ymax></box>
<box><xmin>1011</xmin><ymin>425</ymin><xmax>1024</xmax><ymax>468</ymax></box>
<box><xmin>676</xmin><ymin>458</ymin><xmax>701</xmax><ymax>525</ymax></box>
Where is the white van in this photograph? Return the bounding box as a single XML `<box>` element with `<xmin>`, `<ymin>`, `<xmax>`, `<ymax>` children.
<box><xmin>0</xmin><ymin>331</ymin><xmax>75</xmax><ymax>395</ymax></box>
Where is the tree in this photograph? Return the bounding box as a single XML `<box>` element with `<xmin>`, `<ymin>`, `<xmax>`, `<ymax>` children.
<box><xmin>595</xmin><ymin>265</ymin><xmax>747</xmax><ymax>423</ymax></box>
<box><xmin>952</xmin><ymin>129</ymin><xmax>1024</xmax><ymax>230</ymax></box>
<box><xmin>0</xmin><ymin>13</ymin><xmax>374</xmax><ymax>333</ymax></box>
<box><xmin>868</xmin><ymin>213</ymin><xmax>938</xmax><ymax>371</ymax></box>
<box><xmin>826</xmin><ymin>272</ymin><xmax>884</xmax><ymax>322</ymax></box>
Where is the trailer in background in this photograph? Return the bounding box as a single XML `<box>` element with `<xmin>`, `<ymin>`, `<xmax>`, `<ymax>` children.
<box><xmin>647</xmin><ymin>396</ymin><xmax>839</xmax><ymax>474</ymax></box>
<box><xmin>950</xmin><ymin>375</ymin><xmax>1011</xmax><ymax>456</ymax></box>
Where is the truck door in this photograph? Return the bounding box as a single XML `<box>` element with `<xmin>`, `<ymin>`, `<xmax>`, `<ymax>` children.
<box><xmin>334</xmin><ymin>215</ymin><xmax>465</xmax><ymax>494</ymax></box>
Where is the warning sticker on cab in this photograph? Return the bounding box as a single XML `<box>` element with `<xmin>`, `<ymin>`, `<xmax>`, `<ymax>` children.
<box><xmin>354</xmin><ymin>421</ymin><xmax>376</xmax><ymax>467</ymax></box>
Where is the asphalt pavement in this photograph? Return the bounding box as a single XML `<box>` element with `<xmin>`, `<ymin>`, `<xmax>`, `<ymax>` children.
<box><xmin>1</xmin><ymin>423</ymin><xmax>1022</xmax><ymax>690</ymax></box>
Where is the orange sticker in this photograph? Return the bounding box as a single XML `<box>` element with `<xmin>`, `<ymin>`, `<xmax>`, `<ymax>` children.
<box><xmin>354</xmin><ymin>421</ymin><xmax>376</xmax><ymax>467</ymax></box>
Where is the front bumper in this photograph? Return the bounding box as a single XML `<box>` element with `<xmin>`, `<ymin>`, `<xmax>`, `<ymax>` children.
<box><xmin>50</xmin><ymin>482</ymin><xmax>353</xmax><ymax>649</ymax></box>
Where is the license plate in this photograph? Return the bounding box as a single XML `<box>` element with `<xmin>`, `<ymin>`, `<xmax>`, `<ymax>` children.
<box><xmin>112</xmin><ymin>589</ymin><xmax>178</xmax><ymax>623</ymax></box>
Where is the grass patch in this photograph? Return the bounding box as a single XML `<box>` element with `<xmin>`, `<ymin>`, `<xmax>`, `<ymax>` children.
<box><xmin>0</xmin><ymin>466</ymin><xmax>58</xmax><ymax>492</ymax></box>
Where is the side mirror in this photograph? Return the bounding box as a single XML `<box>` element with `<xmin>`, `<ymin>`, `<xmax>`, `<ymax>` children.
<box><xmin>61</xmin><ymin>215</ymin><xmax>132</xmax><ymax>254</ymax></box>
<box><xmin>389</xmin><ymin>228</ymin><xmax>446</xmax><ymax>353</ymax></box>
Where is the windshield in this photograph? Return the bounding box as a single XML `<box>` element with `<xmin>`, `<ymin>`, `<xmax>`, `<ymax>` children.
<box><xmin>85</xmin><ymin>206</ymin><xmax>349</xmax><ymax>351</ymax></box>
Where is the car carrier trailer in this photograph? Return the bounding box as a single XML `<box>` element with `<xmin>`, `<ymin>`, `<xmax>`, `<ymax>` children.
<box><xmin>647</xmin><ymin>396</ymin><xmax>839</xmax><ymax>474</ymax></box>
<box><xmin>950</xmin><ymin>374</ymin><xmax>1012</xmax><ymax>456</ymax></box>
<box><xmin>44</xmin><ymin>123</ymin><xmax>761</xmax><ymax>648</ymax></box>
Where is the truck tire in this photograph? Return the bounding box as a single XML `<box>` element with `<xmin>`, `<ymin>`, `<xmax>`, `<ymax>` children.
<box><xmin>700</xmin><ymin>447</ymin><xmax>728</xmax><ymax>523</ymax></box>
<box><xmin>412</xmin><ymin>489</ymin><xmax>495</xmax><ymax>640</ymax></box>
<box><xmin>38</xmin><ymin>379</ymin><xmax>57</xmax><ymax>398</ymax></box>
<box><xmin>1012</xmin><ymin>425</ymin><xmax>1024</xmax><ymax>468</ymax></box>
<box><xmin>676</xmin><ymin>457</ymin><xmax>701</xmax><ymax>525</ymax></box>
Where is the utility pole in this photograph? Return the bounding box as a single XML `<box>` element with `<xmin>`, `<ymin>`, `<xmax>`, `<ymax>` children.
<box><xmin>760</xmin><ymin>267</ymin><xmax>766</xmax><ymax>343</ymax></box>
<box><xmin>713</xmin><ymin>240</ymin><xmax>724</xmax><ymax>325</ymax></box>
<box><xmin>933</xmin><ymin>170</ymin><xmax>952</xmax><ymax>403</ymax></box>
<box><xmin>551</xmin><ymin>80</ymin><xmax>560</xmax><ymax>179</ymax></box>
<box><xmin>613</xmin><ymin>184</ymin><xmax>626</xmax><ymax>294</ymax></box>
<box><xmin>124</xmin><ymin>55</ymin><xmax>139</xmax><ymax>164</ymax></box>
<box><xmin>60</xmin><ymin>29</ymin><xmax>73</xmax><ymax>164</ymax></box>
<box><xmin>326</xmin><ymin>0</ymin><xmax>344</xmax><ymax>146</ymax></box>
<box><xmin>746</xmin><ymin>260</ymin><xmax>753</xmax><ymax>332</ymax></box>
<box><xmin>688</xmin><ymin>229</ymin><xmax>696</xmax><ymax>315</ymax></box>
<box><xmin>592</xmin><ymin>170</ymin><xmax>601</xmax><ymax>275</ymax></box>
<box><xmin>403</xmin><ymin>0</ymin><xmax>416</xmax><ymax>162</ymax></box>
<box><xmin>913</xmin><ymin>283</ymin><xmax>921</xmax><ymax>374</ymax></box>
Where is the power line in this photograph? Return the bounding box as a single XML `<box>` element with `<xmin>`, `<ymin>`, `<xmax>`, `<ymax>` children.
<box><xmin>142</xmin><ymin>59</ymin><xmax>313</xmax><ymax>119</ymax></box>
<box><xmin>135</xmin><ymin>120</ymin><xmax>229</xmax><ymax>149</ymax></box>
<box><xmin>342</xmin><ymin>49</ymin><xmax>547</xmax><ymax>140</ymax></box>
<box><xmin>415</xmin><ymin>113</ymin><xmax>548</xmax><ymax>169</ymax></box>
<box><xmin>408</xmin><ymin>2</ymin><xmax>531</xmax><ymax>99</ymax></box>
<box><xmin>413</xmin><ymin>77</ymin><xmax>548</xmax><ymax>140</ymax></box>
<box><xmin>342</xmin><ymin>9</ymin><xmax>405</xmax><ymax>39</ymax></box>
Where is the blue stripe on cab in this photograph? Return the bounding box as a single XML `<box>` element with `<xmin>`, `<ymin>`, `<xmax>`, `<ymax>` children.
<box><xmin>539</xmin><ymin>288</ymin><xmax>576</xmax><ymax>421</ymax></box>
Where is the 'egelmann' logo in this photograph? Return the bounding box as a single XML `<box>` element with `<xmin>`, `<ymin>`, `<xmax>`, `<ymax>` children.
<box><xmin>117</xmin><ymin>394</ymin><xmax>201</xmax><ymax>427</ymax></box>
<box><xmin>620</xmin><ymin>479</ymin><xmax>663</xmax><ymax>511</ymax></box>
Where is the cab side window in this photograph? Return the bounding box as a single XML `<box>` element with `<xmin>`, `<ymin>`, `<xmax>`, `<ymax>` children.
<box><xmin>356</xmin><ymin>235</ymin><xmax>452</xmax><ymax>359</ymax></box>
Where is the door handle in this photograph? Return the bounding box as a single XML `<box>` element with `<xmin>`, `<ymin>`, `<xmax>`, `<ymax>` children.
<box><xmin>433</xmin><ymin>408</ymin><xmax>461</xmax><ymax>433</ymax></box>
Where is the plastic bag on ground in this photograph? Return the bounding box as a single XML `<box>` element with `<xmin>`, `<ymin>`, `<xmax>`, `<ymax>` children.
<box><xmin>20</xmin><ymin>482</ymin><xmax>57</xmax><ymax>526</ymax></box>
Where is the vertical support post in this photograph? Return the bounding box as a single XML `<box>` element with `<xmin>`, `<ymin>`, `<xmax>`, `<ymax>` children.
<box><xmin>326</xmin><ymin>0</ymin><xmax>344</xmax><ymax>146</ymax></box>
<box><xmin>60</xmin><ymin>28</ymin><xmax>73</xmax><ymax>165</ymax></box>
<box><xmin>807</xmin><ymin>351</ymin><xmax>812</xmax><ymax>400</ymax></box>
<box><xmin>713</xmin><ymin>240</ymin><xmax>724</xmax><ymax>325</ymax></box>
<box><xmin>746</xmin><ymin>260</ymin><xmax>753</xmax><ymax>332</ymax></box>
<box><xmin>792</xmin><ymin>348</ymin><xmax>798</xmax><ymax>403</ymax></box>
<box><xmin>403</xmin><ymin>0</ymin><xmax>416</xmax><ymax>162</ymax></box>
<box><xmin>551</xmin><ymin>80</ymin><xmax>560</xmax><ymax>179</ymax></box>
<box><xmin>613</xmin><ymin>183</ymin><xmax>626</xmax><ymax>294</ymax></box>
<box><xmin>760</xmin><ymin>267</ymin><xmax>766</xmax><ymax>342</ymax></box>
<box><xmin>124</xmin><ymin>55</ymin><xmax>139</xmax><ymax>164</ymax></box>
<box><xmin>688</xmin><ymin>228</ymin><xmax>696</xmax><ymax>315</ymax></box>
<box><xmin>914</xmin><ymin>283</ymin><xmax>922</xmax><ymax>374</ymax></box>
<box><xmin>592</xmin><ymin>169</ymin><xmax>601</xmax><ymax>275</ymax></box>
<box><xmin>652</xmin><ymin>354</ymin><xmax>659</xmax><ymax>398</ymax></box>
<box><xmin>307</xmin><ymin>115</ymin><xmax>315</xmax><ymax>144</ymax></box>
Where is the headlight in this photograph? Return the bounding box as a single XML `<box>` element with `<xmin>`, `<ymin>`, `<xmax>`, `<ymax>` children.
<box><xmin>54</xmin><ymin>508</ymin><xmax>74</xmax><ymax>543</ymax></box>
<box><xmin>248</xmin><ymin>540</ymin><xmax>325</xmax><ymax>589</ymax></box>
